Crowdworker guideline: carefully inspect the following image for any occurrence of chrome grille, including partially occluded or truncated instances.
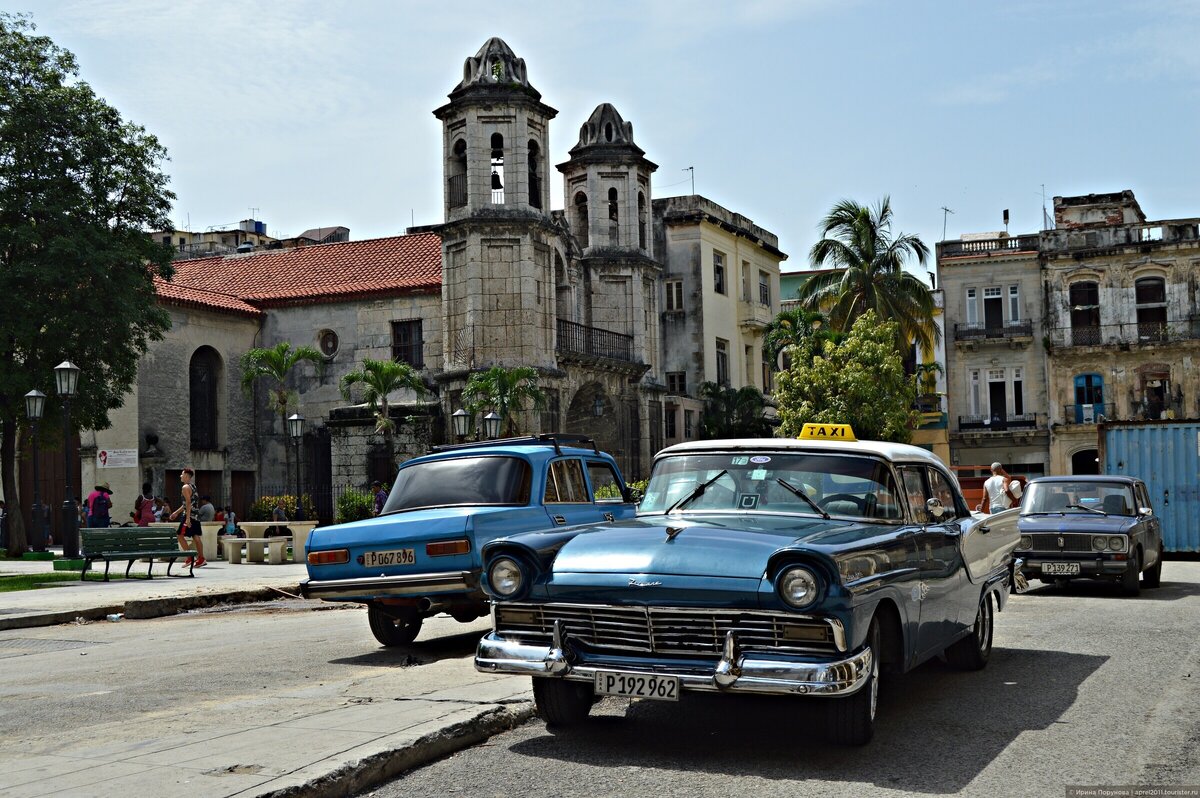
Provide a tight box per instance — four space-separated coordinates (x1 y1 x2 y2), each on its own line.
1029 534 1096 553
494 602 839 656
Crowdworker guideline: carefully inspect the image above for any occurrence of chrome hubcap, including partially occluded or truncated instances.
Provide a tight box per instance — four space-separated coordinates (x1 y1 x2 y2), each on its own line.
868 651 879 720
977 598 991 655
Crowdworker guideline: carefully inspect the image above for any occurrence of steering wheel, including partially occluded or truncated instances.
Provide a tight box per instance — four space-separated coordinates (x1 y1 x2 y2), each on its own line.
818 493 865 511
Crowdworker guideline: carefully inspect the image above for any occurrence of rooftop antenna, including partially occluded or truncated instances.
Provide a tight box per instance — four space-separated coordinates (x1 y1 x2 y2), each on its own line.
940 206 955 241
683 166 694 195
249 207 259 220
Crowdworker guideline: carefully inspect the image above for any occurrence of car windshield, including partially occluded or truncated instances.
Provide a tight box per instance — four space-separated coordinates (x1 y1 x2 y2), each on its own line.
639 451 904 522
1022 481 1135 516
382 455 532 513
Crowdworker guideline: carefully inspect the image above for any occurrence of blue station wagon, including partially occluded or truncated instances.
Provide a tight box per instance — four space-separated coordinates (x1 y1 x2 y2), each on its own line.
301 435 638 645
474 426 1020 744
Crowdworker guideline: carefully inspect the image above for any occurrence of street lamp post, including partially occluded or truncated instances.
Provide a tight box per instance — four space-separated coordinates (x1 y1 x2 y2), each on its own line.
287 413 304 522
482 411 502 440
451 408 470 442
54 361 80 558
24 390 47 552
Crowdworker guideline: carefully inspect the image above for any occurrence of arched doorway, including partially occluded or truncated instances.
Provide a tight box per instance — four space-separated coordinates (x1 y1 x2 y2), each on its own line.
1071 448 1099 475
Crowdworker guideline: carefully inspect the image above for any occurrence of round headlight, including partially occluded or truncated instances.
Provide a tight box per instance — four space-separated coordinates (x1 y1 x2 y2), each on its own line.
488 557 524 597
778 566 820 609
1109 536 1125 551
1017 535 1033 551
1092 536 1107 551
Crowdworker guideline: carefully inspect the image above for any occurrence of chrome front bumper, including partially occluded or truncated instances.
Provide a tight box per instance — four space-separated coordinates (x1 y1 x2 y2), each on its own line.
475 629 873 697
300 570 476 600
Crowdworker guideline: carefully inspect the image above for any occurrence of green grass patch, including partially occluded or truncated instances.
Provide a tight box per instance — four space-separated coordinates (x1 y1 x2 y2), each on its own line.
0 571 124 592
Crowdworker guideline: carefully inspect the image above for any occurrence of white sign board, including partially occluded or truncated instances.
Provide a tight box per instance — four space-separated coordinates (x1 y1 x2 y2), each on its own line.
97 448 138 469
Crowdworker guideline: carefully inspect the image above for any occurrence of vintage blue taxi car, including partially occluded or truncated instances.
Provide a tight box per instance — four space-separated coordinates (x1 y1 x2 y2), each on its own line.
474 425 1020 744
300 435 637 645
1013 475 1163 595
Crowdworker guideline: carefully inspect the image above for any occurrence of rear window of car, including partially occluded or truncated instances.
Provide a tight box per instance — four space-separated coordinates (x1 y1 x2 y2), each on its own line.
383 456 532 512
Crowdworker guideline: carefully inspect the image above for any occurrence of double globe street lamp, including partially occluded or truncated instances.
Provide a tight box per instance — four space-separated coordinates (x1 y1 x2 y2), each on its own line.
54 361 81 559
287 413 305 522
23 389 48 552
451 408 503 442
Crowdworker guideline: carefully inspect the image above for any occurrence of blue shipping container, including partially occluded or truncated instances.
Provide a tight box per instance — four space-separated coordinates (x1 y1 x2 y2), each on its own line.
1101 421 1200 553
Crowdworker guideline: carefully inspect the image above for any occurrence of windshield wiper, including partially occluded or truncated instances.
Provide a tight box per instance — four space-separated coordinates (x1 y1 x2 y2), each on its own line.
1067 503 1107 515
775 478 830 519
665 469 730 514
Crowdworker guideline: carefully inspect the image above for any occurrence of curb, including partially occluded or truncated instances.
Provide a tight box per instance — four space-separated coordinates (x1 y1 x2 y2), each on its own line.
0 584 303 631
260 702 537 798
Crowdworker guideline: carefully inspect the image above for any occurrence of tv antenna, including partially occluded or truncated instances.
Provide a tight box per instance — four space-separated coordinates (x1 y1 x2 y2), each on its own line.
683 166 694 195
940 206 955 241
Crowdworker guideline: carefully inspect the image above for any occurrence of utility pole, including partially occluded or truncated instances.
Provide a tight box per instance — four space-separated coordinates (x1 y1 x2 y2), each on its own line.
683 166 694 195
940 206 955 241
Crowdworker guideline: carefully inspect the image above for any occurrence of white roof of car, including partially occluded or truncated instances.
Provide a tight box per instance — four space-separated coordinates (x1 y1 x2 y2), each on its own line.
656 437 948 468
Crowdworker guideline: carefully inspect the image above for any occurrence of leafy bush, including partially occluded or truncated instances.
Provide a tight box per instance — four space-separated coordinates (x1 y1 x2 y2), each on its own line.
336 487 374 524
249 494 316 521
594 479 649 501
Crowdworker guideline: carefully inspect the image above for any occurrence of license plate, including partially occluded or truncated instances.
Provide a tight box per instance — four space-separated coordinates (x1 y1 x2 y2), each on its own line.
1042 561 1081 576
363 548 415 567
594 672 679 701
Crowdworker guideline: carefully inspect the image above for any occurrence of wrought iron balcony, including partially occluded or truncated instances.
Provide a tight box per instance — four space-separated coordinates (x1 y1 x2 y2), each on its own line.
1046 319 1200 349
958 414 1039 432
953 320 1033 341
557 319 635 363
1061 403 1115 424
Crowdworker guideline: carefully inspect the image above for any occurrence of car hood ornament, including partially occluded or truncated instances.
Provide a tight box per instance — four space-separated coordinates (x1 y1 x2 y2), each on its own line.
665 525 684 541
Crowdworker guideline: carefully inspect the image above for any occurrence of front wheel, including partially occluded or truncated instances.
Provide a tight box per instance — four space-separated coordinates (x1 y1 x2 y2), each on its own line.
825 618 879 745
946 592 993 671
1142 543 1163 589
1121 549 1141 596
533 678 594 727
367 604 423 646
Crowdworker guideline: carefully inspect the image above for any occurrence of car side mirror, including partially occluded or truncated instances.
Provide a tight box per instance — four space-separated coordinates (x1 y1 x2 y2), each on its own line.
925 497 947 520
1139 507 1153 517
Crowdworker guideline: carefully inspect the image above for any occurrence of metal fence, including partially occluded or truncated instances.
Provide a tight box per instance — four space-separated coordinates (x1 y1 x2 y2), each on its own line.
556 319 635 362
1047 319 1200 348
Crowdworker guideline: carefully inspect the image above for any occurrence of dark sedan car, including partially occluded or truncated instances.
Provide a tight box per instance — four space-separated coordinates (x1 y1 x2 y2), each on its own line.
1013 476 1163 595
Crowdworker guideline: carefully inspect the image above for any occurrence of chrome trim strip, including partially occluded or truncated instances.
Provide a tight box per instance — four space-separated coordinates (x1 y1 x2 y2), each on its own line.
475 633 873 696
300 570 475 599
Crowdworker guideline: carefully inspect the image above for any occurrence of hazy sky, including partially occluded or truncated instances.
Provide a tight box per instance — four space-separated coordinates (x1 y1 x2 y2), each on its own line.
18 1 1200 278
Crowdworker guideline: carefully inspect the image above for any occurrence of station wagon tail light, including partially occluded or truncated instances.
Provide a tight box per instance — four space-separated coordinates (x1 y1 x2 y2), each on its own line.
426 539 471 557
308 549 349 566
778 566 820 610
1108 537 1125 551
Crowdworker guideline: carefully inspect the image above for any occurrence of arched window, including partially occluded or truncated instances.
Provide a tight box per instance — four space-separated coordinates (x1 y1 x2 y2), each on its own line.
638 192 647 249
605 122 614 142
574 192 589 248
1135 276 1167 341
528 140 541 209
189 346 221 450
608 187 619 244
448 139 467 209
490 132 504 204
1068 281 1100 345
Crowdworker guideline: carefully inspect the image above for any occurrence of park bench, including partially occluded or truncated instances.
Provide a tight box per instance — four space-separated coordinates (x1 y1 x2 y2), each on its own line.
80 528 194 581
220 535 290 565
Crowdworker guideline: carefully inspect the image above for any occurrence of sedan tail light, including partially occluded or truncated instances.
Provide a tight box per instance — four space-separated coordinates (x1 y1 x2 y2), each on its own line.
308 549 350 566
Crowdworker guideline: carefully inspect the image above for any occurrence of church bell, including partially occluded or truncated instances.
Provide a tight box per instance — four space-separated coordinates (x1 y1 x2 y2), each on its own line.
491 170 503 190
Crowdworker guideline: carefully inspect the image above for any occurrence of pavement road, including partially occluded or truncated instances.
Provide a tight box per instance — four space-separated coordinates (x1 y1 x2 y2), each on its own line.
366 562 1200 798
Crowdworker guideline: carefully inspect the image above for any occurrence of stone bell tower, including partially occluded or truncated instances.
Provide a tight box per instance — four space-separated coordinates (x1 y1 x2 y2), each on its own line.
434 37 563 375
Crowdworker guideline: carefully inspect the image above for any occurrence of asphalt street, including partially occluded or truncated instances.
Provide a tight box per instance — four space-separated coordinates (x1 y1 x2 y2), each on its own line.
364 562 1200 798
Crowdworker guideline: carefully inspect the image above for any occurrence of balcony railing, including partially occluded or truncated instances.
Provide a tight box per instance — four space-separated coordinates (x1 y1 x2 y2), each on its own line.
958 414 1039 432
938 235 1041 258
1062 403 1115 424
953 320 1033 341
557 319 635 363
448 174 467 209
1046 318 1200 348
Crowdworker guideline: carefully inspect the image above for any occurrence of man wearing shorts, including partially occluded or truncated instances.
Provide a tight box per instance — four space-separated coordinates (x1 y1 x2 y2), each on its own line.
169 467 207 567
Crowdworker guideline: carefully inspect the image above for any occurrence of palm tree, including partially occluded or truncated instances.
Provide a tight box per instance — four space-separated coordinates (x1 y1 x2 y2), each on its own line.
240 342 325 491
698 382 773 439
797 197 939 354
339 358 426 468
462 366 546 437
763 308 844 370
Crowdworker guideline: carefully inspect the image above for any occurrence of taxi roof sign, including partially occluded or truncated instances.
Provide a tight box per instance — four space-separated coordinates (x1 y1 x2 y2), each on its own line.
798 423 857 442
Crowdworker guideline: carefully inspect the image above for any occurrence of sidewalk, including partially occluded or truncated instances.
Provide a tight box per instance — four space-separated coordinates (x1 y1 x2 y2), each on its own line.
0 551 535 798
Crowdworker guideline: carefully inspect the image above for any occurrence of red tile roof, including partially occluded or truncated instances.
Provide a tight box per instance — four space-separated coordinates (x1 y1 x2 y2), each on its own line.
154 277 263 318
158 233 442 312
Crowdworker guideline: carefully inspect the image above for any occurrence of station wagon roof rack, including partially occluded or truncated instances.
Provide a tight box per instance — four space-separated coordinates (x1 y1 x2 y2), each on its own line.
429 433 599 456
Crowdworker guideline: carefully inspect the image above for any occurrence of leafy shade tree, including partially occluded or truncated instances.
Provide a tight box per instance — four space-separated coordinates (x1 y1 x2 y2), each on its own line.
763 308 844 371
239 342 324 491
775 312 918 443
797 197 939 355
339 358 426 467
462 366 546 437
0 16 175 555
698 382 774 439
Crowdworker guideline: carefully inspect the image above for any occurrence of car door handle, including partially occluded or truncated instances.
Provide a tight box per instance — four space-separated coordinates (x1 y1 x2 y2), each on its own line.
553 515 567 525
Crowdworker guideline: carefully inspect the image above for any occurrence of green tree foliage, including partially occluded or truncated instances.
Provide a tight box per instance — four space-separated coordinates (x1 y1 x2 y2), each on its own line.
762 308 844 371
239 341 324 490
0 16 175 555
698 382 774 439
335 486 374 524
462 366 546 437
775 312 918 443
339 358 425 466
796 197 939 355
